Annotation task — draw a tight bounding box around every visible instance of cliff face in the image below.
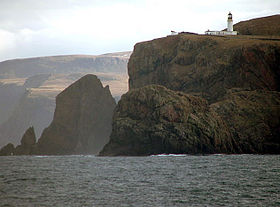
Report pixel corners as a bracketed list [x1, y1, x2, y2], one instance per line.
[36, 74, 116, 155]
[101, 86, 280, 156]
[100, 85, 234, 156]
[101, 32, 280, 155]
[128, 34, 280, 103]
[211, 90, 280, 153]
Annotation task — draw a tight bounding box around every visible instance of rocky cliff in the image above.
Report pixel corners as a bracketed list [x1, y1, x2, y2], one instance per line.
[36, 74, 116, 155]
[101, 86, 280, 156]
[128, 34, 280, 103]
[100, 85, 235, 156]
[101, 31, 280, 155]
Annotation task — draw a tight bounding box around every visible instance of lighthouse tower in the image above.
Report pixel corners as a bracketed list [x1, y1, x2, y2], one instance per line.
[205, 12, 237, 35]
[227, 12, 233, 32]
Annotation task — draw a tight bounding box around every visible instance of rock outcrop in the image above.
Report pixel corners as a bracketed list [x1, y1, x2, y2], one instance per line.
[36, 74, 116, 155]
[100, 85, 234, 156]
[0, 126, 36, 155]
[100, 86, 280, 155]
[0, 143, 15, 156]
[128, 34, 280, 103]
[14, 127, 37, 155]
[211, 90, 280, 154]
[101, 25, 280, 155]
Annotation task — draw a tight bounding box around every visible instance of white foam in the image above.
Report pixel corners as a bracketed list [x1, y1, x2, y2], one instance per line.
[151, 154, 187, 157]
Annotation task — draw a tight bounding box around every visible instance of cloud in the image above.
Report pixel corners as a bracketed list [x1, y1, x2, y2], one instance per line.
[0, 0, 279, 61]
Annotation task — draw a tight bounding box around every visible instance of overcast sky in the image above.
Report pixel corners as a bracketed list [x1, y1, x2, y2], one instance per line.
[0, 0, 279, 61]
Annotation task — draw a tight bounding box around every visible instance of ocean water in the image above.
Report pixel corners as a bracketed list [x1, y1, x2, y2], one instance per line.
[0, 155, 279, 207]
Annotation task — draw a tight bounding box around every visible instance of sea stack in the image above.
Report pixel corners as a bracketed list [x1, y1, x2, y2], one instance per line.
[36, 74, 116, 155]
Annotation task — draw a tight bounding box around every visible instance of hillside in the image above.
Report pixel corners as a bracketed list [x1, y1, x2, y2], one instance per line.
[0, 52, 131, 78]
[234, 14, 280, 36]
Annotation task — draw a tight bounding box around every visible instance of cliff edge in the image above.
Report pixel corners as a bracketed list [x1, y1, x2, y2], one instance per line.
[128, 34, 280, 103]
[101, 29, 280, 155]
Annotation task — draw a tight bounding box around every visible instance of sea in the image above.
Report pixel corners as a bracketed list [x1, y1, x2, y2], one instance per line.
[0, 154, 279, 207]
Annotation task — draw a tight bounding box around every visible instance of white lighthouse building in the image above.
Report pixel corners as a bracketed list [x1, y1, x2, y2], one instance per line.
[227, 12, 233, 32]
[205, 12, 237, 35]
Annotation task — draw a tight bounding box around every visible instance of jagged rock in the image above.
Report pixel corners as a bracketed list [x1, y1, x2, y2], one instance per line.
[0, 143, 15, 156]
[100, 85, 234, 156]
[36, 74, 116, 155]
[20, 126, 36, 146]
[100, 86, 280, 155]
[211, 90, 280, 153]
[128, 33, 280, 103]
[14, 127, 37, 155]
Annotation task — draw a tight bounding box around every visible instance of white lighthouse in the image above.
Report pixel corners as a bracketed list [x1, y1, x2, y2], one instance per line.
[227, 12, 233, 32]
[205, 12, 237, 35]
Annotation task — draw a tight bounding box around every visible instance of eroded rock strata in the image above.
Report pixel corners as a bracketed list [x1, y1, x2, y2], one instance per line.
[101, 31, 280, 155]
[128, 34, 280, 103]
[100, 86, 280, 155]
[100, 85, 235, 156]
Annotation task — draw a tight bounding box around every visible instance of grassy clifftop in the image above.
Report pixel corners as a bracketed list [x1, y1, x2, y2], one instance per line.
[234, 14, 280, 36]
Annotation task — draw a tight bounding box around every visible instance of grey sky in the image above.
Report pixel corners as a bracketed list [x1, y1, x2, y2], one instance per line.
[0, 0, 279, 61]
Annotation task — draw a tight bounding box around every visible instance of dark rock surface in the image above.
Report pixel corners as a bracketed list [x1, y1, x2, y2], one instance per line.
[100, 85, 234, 156]
[100, 86, 280, 156]
[0, 143, 15, 156]
[211, 90, 280, 154]
[14, 127, 37, 155]
[36, 74, 116, 155]
[101, 26, 280, 155]
[128, 34, 280, 103]
[0, 127, 37, 156]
